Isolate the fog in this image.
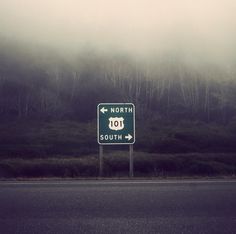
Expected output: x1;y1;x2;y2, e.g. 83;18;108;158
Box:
0;1;236;125
0;0;236;63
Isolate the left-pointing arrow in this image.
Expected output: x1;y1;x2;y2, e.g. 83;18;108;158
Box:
125;134;133;141
100;107;108;114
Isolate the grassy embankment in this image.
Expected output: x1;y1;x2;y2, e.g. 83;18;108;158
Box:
0;120;236;178
0;152;236;178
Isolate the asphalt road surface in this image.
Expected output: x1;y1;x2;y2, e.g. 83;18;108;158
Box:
0;180;236;234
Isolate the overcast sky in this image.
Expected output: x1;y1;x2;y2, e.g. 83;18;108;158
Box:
0;0;236;63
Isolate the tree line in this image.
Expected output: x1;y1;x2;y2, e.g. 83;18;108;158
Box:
0;40;236;123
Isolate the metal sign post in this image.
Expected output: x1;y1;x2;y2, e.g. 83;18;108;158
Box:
99;145;103;177
97;103;135;177
129;144;134;177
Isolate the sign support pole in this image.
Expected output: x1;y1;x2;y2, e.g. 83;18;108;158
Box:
99;145;103;177
129;144;134;177
98;103;135;178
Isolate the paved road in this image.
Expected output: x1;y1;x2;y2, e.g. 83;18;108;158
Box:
0;180;236;234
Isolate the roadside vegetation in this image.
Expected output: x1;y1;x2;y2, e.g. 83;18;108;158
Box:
1;120;236;158
1;120;236;178
0;152;235;178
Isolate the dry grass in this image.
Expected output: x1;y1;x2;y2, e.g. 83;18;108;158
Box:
0;152;236;178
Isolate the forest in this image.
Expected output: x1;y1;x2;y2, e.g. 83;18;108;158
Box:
1;38;236;124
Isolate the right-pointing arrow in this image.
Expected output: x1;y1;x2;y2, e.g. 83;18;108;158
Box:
125;134;133;141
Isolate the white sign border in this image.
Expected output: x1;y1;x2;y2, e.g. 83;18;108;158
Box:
97;103;135;145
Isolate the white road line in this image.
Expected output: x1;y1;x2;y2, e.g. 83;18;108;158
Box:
1;180;236;185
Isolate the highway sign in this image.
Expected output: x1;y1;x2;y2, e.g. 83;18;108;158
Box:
97;103;135;145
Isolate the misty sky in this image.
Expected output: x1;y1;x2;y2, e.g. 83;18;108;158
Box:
0;0;236;63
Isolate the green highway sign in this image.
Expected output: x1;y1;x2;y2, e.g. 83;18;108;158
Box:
97;103;135;145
